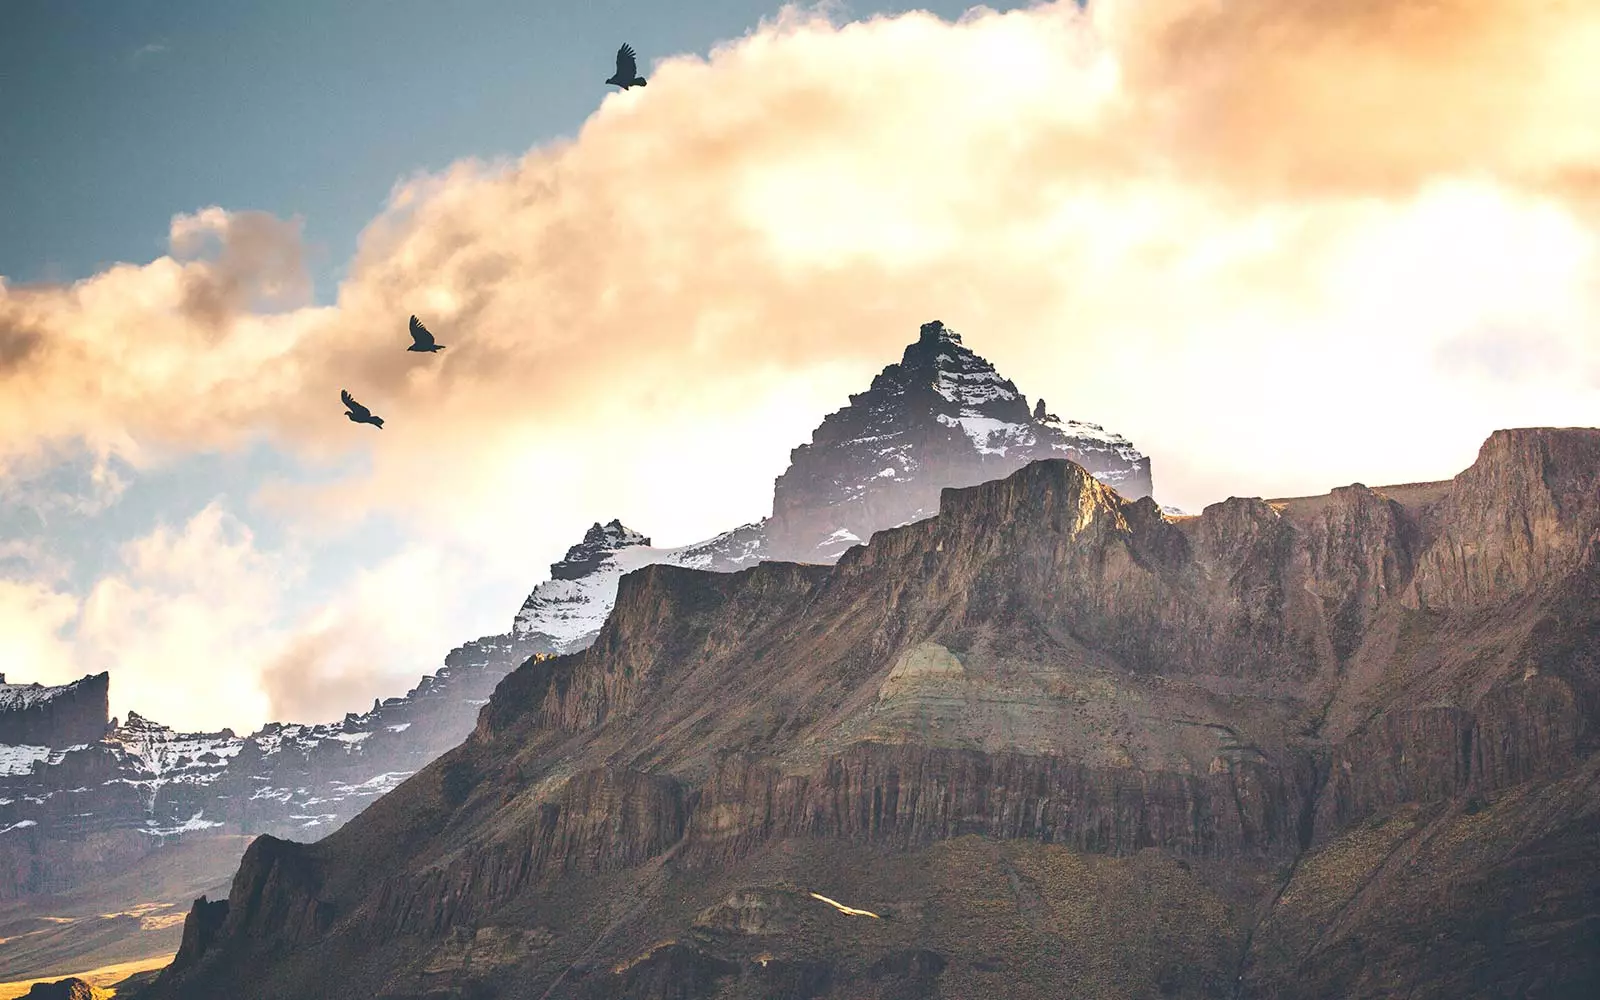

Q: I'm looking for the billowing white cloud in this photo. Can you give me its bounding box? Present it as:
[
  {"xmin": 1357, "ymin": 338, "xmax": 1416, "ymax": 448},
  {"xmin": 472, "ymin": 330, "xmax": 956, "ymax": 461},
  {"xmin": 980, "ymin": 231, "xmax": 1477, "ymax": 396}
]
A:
[{"xmin": 0, "ymin": 579, "xmax": 80, "ymax": 689}]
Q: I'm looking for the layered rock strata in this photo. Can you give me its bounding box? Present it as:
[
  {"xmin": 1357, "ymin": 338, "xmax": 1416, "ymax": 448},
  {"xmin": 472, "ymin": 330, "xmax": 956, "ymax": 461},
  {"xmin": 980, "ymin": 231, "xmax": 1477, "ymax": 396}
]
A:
[{"xmin": 153, "ymin": 428, "xmax": 1600, "ymax": 999}]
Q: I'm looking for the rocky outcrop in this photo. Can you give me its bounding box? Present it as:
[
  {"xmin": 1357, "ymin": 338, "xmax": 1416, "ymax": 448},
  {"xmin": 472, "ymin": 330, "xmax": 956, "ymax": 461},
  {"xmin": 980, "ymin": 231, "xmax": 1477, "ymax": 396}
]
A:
[
  {"xmin": 169, "ymin": 895, "xmax": 229, "ymax": 975},
  {"xmin": 18, "ymin": 978, "xmax": 99, "ymax": 1000},
  {"xmin": 0, "ymin": 673, "xmax": 109, "ymax": 748},
  {"xmin": 1407, "ymin": 427, "xmax": 1600, "ymax": 610}
]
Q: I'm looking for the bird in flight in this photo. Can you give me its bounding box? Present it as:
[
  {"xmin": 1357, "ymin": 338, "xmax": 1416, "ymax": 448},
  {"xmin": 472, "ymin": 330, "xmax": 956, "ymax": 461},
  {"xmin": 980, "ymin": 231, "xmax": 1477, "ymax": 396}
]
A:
[
  {"xmin": 407, "ymin": 315, "xmax": 446, "ymax": 353},
  {"xmin": 341, "ymin": 390, "xmax": 384, "ymax": 429},
  {"xmin": 605, "ymin": 43, "xmax": 648, "ymax": 90}
]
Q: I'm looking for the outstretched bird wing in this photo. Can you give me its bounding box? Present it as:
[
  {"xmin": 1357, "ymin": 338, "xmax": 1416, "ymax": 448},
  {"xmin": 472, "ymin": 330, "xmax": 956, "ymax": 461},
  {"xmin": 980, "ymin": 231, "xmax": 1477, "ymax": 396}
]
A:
[
  {"xmin": 341, "ymin": 389, "xmax": 372, "ymax": 421},
  {"xmin": 409, "ymin": 315, "xmax": 436, "ymax": 349},
  {"xmin": 615, "ymin": 44, "xmax": 638, "ymax": 81}
]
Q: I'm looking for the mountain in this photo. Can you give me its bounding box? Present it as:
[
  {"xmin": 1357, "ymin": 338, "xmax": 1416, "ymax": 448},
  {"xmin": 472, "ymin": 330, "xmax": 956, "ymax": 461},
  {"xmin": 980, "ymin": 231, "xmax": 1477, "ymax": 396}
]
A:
[
  {"xmin": 0, "ymin": 638, "xmax": 553, "ymax": 980},
  {"xmin": 512, "ymin": 521, "xmax": 767, "ymax": 653},
  {"xmin": 150, "ymin": 428, "xmax": 1600, "ymax": 1000},
  {"xmin": 0, "ymin": 674, "xmax": 109, "ymax": 748},
  {"xmin": 510, "ymin": 319, "xmax": 1153, "ymax": 649},
  {"xmin": 0, "ymin": 637, "xmax": 552, "ymax": 894},
  {"xmin": 764, "ymin": 319, "xmax": 1152, "ymax": 561},
  {"xmin": 0, "ymin": 318, "xmax": 1157, "ymax": 984},
  {"xmin": 5, "ymin": 319, "xmax": 1148, "ymax": 899}
]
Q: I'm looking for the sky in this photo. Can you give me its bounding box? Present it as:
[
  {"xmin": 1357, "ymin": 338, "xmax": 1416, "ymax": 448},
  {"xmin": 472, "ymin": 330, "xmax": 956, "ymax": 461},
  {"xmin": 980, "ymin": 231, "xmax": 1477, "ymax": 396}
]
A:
[{"xmin": 1, "ymin": 0, "xmax": 1598, "ymax": 734}]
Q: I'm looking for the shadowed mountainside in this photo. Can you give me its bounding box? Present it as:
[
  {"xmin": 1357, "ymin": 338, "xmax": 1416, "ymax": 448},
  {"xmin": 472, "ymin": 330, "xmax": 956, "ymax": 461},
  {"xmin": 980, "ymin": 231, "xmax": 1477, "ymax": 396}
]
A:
[
  {"xmin": 0, "ymin": 676, "xmax": 108, "ymax": 749},
  {"xmin": 151, "ymin": 428, "xmax": 1600, "ymax": 998}
]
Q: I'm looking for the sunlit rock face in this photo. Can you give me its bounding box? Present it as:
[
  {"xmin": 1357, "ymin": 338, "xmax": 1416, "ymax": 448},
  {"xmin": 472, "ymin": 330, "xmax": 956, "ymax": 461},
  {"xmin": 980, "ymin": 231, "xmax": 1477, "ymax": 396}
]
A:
[{"xmin": 155, "ymin": 429, "xmax": 1600, "ymax": 1000}]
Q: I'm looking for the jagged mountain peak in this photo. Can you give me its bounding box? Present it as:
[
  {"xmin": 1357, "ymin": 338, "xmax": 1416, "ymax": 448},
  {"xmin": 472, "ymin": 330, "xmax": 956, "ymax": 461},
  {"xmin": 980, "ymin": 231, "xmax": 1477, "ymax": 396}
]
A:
[
  {"xmin": 582, "ymin": 519, "xmax": 650, "ymax": 549},
  {"xmin": 510, "ymin": 319, "xmax": 1155, "ymax": 641},
  {"xmin": 549, "ymin": 519, "xmax": 652, "ymax": 582},
  {"xmin": 916, "ymin": 318, "xmax": 960, "ymax": 346},
  {"xmin": 511, "ymin": 516, "xmax": 767, "ymax": 652},
  {"xmin": 765, "ymin": 319, "xmax": 1152, "ymax": 561},
  {"xmin": 871, "ymin": 319, "xmax": 1028, "ymax": 424},
  {"xmin": 121, "ymin": 710, "xmax": 160, "ymax": 729}
]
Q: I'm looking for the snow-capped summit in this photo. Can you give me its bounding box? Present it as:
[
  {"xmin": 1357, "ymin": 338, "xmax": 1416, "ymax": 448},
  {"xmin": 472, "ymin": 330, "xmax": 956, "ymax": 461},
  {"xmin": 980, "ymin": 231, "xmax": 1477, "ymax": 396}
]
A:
[
  {"xmin": 511, "ymin": 518, "xmax": 767, "ymax": 653},
  {"xmin": 512, "ymin": 518, "xmax": 654, "ymax": 649},
  {"xmin": 764, "ymin": 319, "xmax": 1152, "ymax": 561},
  {"xmin": 550, "ymin": 520, "xmax": 652, "ymax": 580}
]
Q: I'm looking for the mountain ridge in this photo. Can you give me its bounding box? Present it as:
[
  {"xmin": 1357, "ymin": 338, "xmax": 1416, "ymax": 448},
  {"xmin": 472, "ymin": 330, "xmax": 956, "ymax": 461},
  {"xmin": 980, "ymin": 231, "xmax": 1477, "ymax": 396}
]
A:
[{"xmin": 151, "ymin": 426, "xmax": 1600, "ymax": 999}]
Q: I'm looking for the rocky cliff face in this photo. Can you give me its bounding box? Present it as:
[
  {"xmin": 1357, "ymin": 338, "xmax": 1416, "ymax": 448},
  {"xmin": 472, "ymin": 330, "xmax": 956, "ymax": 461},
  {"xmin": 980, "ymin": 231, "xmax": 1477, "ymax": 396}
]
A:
[
  {"xmin": 150, "ymin": 428, "xmax": 1600, "ymax": 1000},
  {"xmin": 0, "ymin": 674, "xmax": 109, "ymax": 748}
]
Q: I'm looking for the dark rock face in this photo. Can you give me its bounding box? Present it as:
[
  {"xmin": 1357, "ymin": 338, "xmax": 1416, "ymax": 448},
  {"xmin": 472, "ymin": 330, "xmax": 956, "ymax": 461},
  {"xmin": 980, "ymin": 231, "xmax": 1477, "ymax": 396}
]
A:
[
  {"xmin": 169, "ymin": 895, "xmax": 229, "ymax": 975},
  {"xmin": 0, "ymin": 673, "xmax": 109, "ymax": 747},
  {"xmin": 765, "ymin": 320, "xmax": 1152, "ymax": 562},
  {"xmin": 149, "ymin": 428, "xmax": 1600, "ymax": 999}
]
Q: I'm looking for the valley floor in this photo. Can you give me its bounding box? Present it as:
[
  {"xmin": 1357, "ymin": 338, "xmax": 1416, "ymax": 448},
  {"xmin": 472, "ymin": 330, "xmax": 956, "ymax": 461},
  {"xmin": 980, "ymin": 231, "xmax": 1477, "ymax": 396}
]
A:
[
  {"xmin": 0, "ymin": 954, "xmax": 170, "ymax": 999},
  {"xmin": 0, "ymin": 835, "xmax": 245, "ymax": 985}
]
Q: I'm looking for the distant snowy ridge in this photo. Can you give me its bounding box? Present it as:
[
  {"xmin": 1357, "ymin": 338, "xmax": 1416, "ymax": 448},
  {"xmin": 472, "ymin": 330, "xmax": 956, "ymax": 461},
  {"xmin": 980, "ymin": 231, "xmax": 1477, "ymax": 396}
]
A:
[
  {"xmin": 0, "ymin": 680, "xmax": 72, "ymax": 712},
  {"xmin": 0, "ymin": 632, "xmax": 551, "ymax": 860},
  {"xmin": 512, "ymin": 518, "xmax": 767, "ymax": 653}
]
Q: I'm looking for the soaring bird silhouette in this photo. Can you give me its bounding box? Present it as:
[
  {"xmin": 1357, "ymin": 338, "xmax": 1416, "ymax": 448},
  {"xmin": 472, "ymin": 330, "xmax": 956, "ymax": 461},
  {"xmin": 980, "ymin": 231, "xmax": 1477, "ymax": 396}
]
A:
[
  {"xmin": 341, "ymin": 390, "xmax": 384, "ymax": 429},
  {"xmin": 605, "ymin": 43, "xmax": 647, "ymax": 89},
  {"xmin": 407, "ymin": 315, "xmax": 446, "ymax": 353}
]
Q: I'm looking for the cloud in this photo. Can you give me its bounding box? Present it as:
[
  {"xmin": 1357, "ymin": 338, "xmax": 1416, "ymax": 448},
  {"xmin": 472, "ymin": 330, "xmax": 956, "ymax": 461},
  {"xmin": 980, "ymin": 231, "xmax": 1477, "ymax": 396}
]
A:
[
  {"xmin": 4, "ymin": 0, "xmax": 1600, "ymax": 722},
  {"xmin": 0, "ymin": 207, "xmax": 320, "ymax": 471},
  {"xmin": 74, "ymin": 502, "xmax": 293, "ymax": 729},
  {"xmin": 0, "ymin": 446, "xmax": 132, "ymax": 523},
  {"xmin": 0, "ymin": 580, "xmax": 80, "ymax": 688},
  {"xmin": 255, "ymin": 545, "xmax": 468, "ymax": 724},
  {"xmin": 13, "ymin": 499, "xmax": 487, "ymax": 732}
]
